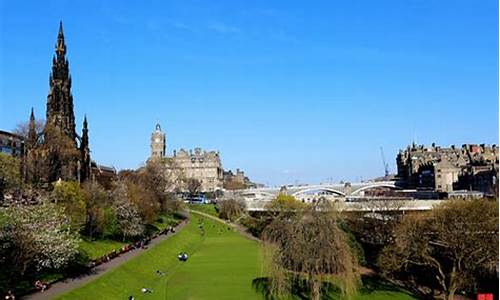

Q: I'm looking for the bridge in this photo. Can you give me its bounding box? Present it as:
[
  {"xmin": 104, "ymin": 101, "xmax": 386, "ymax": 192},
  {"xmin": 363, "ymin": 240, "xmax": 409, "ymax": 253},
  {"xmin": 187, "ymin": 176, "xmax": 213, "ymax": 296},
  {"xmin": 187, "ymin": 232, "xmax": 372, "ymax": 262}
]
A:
[
  {"xmin": 227, "ymin": 181, "xmax": 399, "ymax": 202},
  {"xmin": 224, "ymin": 181, "xmax": 444, "ymax": 212}
]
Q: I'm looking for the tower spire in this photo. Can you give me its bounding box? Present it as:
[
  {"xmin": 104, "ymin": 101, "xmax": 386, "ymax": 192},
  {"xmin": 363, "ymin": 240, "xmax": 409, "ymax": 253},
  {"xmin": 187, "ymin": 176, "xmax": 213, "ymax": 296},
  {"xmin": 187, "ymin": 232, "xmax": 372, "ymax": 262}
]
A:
[
  {"xmin": 46, "ymin": 21, "xmax": 75, "ymax": 140},
  {"xmin": 56, "ymin": 21, "xmax": 66, "ymax": 57},
  {"xmin": 80, "ymin": 114, "xmax": 91, "ymax": 182},
  {"xmin": 27, "ymin": 108, "xmax": 37, "ymax": 148}
]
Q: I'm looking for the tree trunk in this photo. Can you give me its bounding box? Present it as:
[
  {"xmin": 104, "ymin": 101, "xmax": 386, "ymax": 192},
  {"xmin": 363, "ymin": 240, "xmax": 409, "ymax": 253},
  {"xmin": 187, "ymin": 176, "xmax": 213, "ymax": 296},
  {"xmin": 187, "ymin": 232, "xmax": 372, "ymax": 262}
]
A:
[
  {"xmin": 310, "ymin": 279, "xmax": 320, "ymax": 300},
  {"xmin": 447, "ymin": 289, "xmax": 456, "ymax": 300}
]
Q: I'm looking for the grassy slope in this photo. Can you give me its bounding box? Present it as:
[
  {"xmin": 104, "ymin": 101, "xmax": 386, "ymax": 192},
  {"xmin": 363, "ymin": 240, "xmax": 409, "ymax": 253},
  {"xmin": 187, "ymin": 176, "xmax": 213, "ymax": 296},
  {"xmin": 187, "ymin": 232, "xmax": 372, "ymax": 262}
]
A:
[
  {"xmin": 79, "ymin": 239, "xmax": 126, "ymax": 260},
  {"xmin": 187, "ymin": 203, "xmax": 219, "ymax": 217},
  {"xmin": 58, "ymin": 210, "xmax": 415, "ymax": 300},
  {"xmin": 57, "ymin": 214, "xmax": 262, "ymax": 300}
]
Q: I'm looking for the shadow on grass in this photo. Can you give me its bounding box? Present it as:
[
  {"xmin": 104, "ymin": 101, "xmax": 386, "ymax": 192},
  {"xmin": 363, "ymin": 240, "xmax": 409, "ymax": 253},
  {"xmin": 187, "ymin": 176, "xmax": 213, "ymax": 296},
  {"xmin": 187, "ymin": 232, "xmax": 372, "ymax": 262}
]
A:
[{"xmin": 252, "ymin": 275, "xmax": 418, "ymax": 300}]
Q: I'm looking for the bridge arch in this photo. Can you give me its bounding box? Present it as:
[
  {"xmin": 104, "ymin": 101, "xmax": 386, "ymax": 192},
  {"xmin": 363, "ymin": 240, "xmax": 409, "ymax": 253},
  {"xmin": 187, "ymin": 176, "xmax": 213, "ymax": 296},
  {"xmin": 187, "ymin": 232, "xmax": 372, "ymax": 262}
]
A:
[
  {"xmin": 292, "ymin": 187, "xmax": 345, "ymax": 197},
  {"xmin": 350, "ymin": 183, "xmax": 399, "ymax": 196}
]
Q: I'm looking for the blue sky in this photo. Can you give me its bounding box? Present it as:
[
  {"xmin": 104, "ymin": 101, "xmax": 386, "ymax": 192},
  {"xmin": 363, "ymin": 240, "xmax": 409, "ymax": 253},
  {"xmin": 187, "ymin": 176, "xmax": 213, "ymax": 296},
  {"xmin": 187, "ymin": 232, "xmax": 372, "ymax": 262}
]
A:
[{"xmin": 1, "ymin": 0, "xmax": 498, "ymax": 186}]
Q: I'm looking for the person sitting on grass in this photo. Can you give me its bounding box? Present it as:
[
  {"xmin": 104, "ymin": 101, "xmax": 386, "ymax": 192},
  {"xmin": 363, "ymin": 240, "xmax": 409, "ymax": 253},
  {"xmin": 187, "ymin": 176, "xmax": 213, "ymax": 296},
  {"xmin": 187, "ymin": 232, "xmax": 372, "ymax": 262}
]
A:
[
  {"xmin": 177, "ymin": 252, "xmax": 188, "ymax": 261},
  {"xmin": 35, "ymin": 280, "xmax": 48, "ymax": 292},
  {"xmin": 156, "ymin": 270, "xmax": 166, "ymax": 276},
  {"xmin": 141, "ymin": 287, "xmax": 153, "ymax": 293},
  {"xmin": 128, "ymin": 296, "xmax": 135, "ymax": 300},
  {"xmin": 4, "ymin": 290, "xmax": 15, "ymax": 300}
]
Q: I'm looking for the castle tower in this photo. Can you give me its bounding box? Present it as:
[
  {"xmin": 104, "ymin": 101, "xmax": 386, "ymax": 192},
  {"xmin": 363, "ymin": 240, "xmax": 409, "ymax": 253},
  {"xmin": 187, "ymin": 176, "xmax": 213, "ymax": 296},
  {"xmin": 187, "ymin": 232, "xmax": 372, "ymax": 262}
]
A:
[
  {"xmin": 46, "ymin": 21, "xmax": 76, "ymax": 143},
  {"xmin": 151, "ymin": 122, "xmax": 166, "ymax": 159}
]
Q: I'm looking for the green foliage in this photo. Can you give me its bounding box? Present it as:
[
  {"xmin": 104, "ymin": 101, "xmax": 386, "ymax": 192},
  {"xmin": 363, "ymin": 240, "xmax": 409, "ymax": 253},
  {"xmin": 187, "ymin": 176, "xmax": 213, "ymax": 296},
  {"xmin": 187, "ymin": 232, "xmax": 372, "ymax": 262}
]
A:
[
  {"xmin": 339, "ymin": 220, "xmax": 367, "ymax": 266},
  {"xmin": 266, "ymin": 194, "xmax": 306, "ymax": 212},
  {"xmin": 0, "ymin": 153, "xmax": 22, "ymax": 193},
  {"xmin": 51, "ymin": 180, "xmax": 87, "ymax": 232},
  {"xmin": 101, "ymin": 207, "xmax": 119, "ymax": 238}
]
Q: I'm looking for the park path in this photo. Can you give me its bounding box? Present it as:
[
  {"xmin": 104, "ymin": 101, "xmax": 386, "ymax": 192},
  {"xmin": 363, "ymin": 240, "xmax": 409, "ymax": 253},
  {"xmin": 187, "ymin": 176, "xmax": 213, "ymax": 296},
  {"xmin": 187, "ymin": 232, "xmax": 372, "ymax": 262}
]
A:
[
  {"xmin": 188, "ymin": 209, "xmax": 260, "ymax": 242},
  {"xmin": 21, "ymin": 219, "xmax": 188, "ymax": 300}
]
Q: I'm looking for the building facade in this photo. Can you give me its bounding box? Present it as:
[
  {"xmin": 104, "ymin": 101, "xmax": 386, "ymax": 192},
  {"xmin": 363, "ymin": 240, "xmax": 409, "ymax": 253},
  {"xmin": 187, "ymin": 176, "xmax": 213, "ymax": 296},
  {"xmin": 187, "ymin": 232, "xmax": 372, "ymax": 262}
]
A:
[
  {"xmin": 0, "ymin": 130, "xmax": 24, "ymax": 157},
  {"xmin": 397, "ymin": 143, "xmax": 498, "ymax": 195},
  {"xmin": 149, "ymin": 123, "xmax": 223, "ymax": 192},
  {"xmin": 171, "ymin": 148, "xmax": 224, "ymax": 192}
]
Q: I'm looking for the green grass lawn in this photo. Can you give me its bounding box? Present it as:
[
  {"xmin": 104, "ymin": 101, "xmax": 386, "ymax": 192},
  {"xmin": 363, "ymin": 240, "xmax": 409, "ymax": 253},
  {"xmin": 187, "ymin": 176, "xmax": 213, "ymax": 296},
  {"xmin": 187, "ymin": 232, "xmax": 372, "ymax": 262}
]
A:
[
  {"xmin": 57, "ymin": 212, "xmax": 416, "ymax": 300},
  {"xmin": 79, "ymin": 239, "xmax": 126, "ymax": 260},
  {"xmin": 187, "ymin": 203, "xmax": 219, "ymax": 217},
  {"xmin": 57, "ymin": 214, "xmax": 262, "ymax": 300}
]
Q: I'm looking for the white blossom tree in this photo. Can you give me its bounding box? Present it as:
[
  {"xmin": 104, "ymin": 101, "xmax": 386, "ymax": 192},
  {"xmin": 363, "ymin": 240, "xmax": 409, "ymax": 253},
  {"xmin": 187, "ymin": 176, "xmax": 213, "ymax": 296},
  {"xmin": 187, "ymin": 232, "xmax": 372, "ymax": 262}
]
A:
[
  {"xmin": 112, "ymin": 182, "xmax": 144, "ymax": 241},
  {"xmin": 0, "ymin": 202, "xmax": 80, "ymax": 277}
]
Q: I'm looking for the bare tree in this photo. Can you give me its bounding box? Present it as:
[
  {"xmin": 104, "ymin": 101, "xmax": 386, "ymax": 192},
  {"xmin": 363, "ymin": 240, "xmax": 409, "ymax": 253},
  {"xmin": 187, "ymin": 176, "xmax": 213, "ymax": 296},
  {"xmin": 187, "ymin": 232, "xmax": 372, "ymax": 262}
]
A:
[
  {"xmin": 13, "ymin": 119, "xmax": 45, "ymax": 139},
  {"xmin": 186, "ymin": 178, "xmax": 202, "ymax": 196},
  {"xmin": 217, "ymin": 199, "xmax": 245, "ymax": 221},
  {"xmin": 378, "ymin": 199, "xmax": 499, "ymax": 300},
  {"xmin": 262, "ymin": 201, "xmax": 359, "ymax": 300}
]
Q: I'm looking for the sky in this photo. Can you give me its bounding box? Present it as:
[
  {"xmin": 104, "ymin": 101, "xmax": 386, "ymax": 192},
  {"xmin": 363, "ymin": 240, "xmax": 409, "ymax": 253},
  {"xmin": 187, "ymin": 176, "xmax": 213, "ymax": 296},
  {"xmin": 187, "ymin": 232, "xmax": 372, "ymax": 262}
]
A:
[{"xmin": 0, "ymin": 0, "xmax": 498, "ymax": 186}]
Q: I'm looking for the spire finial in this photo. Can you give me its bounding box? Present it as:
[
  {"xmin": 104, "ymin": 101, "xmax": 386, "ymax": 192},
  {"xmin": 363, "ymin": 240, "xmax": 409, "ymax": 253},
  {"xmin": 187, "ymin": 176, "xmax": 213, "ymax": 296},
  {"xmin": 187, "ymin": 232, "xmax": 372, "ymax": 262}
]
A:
[
  {"xmin": 56, "ymin": 21, "xmax": 66, "ymax": 55},
  {"xmin": 58, "ymin": 21, "xmax": 64, "ymax": 36},
  {"xmin": 83, "ymin": 114, "xmax": 88, "ymax": 128},
  {"xmin": 30, "ymin": 107, "xmax": 35, "ymax": 120}
]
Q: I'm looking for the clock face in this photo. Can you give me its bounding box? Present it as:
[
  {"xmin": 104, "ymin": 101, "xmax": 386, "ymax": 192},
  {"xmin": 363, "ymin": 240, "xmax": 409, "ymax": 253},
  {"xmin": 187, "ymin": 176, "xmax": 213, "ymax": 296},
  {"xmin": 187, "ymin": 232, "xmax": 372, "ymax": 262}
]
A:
[{"xmin": 155, "ymin": 138, "xmax": 160, "ymax": 143}]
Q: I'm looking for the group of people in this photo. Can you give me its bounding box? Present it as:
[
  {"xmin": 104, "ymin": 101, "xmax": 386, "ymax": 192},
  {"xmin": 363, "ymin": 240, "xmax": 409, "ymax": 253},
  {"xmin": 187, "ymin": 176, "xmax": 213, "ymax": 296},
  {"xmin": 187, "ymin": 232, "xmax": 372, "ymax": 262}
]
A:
[
  {"xmin": 3, "ymin": 279, "xmax": 48, "ymax": 299},
  {"xmin": 89, "ymin": 225, "xmax": 179, "ymax": 269},
  {"xmin": 4, "ymin": 290, "xmax": 15, "ymax": 300}
]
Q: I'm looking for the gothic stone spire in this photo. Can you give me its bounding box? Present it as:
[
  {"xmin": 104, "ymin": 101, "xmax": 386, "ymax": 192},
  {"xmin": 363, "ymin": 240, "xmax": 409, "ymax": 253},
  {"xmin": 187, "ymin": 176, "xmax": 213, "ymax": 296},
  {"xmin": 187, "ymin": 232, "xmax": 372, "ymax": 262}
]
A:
[
  {"xmin": 27, "ymin": 107, "xmax": 37, "ymax": 149},
  {"xmin": 46, "ymin": 21, "xmax": 76, "ymax": 143},
  {"xmin": 80, "ymin": 115, "xmax": 91, "ymax": 182}
]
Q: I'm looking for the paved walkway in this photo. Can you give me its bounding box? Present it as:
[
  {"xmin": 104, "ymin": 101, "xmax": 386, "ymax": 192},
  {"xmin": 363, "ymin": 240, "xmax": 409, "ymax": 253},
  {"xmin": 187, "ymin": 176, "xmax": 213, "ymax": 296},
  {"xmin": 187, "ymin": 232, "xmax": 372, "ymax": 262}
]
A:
[{"xmin": 22, "ymin": 220, "xmax": 188, "ymax": 300}]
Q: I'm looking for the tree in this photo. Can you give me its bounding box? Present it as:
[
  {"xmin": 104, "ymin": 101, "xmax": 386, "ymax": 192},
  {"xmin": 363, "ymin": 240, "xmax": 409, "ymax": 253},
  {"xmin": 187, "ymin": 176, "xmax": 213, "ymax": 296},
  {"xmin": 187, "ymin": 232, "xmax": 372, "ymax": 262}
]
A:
[
  {"xmin": 266, "ymin": 194, "xmax": 306, "ymax": 213},
  {"xmin": 217, "ymin": 199, "xmax": 245, "ymax": 221},
  {"xmin": 111, "ymin": 182, "xmax": 144, "ymax": 241},
  {"xmin": 42, "ymin": 124, "xmax": 80, "ymax": 183},
  {"xmin": 262, "ymin": 201, "xmax": 359, "ymax": 300},
  {"xmin": 186, "ymin": 178, "xmax": 202, "ymax": 196},
  {"xmin": 0, "ymin": 202, "xmax": 79, "ymax": 280},
  {"xmin": 0, "ymin": 153, "xmax": 22, "ymax": 198},
  {"xmin": 14, "ymin": 119, "xmax": 45, "ymax": 140},
  {"xmin": 378, "ymin": 199, "xmax": 499, "ymax": 300},
  {"xmin": 50, "ymin": 180, "xmax": 86, "ymax": 232},
  {"xmin": 82, "ymin": 181, "xmax": 111, "ymax": 239}
]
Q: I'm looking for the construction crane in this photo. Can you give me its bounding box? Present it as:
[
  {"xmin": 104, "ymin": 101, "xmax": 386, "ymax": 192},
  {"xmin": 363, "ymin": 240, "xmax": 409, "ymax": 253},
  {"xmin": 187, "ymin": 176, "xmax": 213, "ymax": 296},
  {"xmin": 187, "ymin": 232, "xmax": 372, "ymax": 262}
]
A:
[{"xmin": 380, "ymin": 147, "xmax": 389, "ymax": 178}]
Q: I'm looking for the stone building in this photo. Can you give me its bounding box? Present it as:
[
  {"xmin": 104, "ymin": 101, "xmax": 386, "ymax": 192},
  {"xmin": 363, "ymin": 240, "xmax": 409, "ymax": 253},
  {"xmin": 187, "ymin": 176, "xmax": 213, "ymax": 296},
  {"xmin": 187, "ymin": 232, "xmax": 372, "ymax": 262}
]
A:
[
  {"xmin": 171, "ymin": 148, "xmax": 224, "ymax": 192},
  {"xmin": 149, "ymin": 123, "xmax": 223, "ymax": 192},
  {"xmin": 0, "ymin": 130, "xmax": 24, "ymax": 157},
  {"xmin": 223, "ymin": 169, "xmax": 256, "ymax": 189},
  {"xmin": 397, "ymin": 143, "xmax": 498, "ymax": 195},
  {"xmin": 4, "ymin": 22, "xmax": 93, "ymax": 184}
]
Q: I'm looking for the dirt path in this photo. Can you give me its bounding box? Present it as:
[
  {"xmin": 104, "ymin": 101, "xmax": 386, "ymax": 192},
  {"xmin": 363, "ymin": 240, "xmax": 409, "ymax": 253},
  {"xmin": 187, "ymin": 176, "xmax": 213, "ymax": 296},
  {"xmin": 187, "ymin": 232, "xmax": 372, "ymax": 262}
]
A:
[
  {"xmin": 22, "ymin": 219, "xmax": 189, "ymax": 300},
  {"xmin": 188, "ymin": 209, "xmax": 260, "ymax": 242}
]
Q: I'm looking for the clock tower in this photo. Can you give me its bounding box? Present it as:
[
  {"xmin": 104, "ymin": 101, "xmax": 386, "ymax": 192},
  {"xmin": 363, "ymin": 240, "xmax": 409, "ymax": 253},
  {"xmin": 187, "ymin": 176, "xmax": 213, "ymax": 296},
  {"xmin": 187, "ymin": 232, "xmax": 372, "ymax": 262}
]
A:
[{"xmin": 150, "ymin": 122, "xmax": 166, "ymax": 159}]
